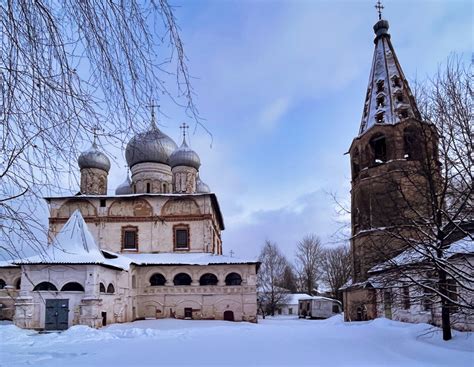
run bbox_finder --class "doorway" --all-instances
[184,308,192,319]
[384,291,392,319]
[223,310,234,321]
[45,299,69,330]
[102,312,107,326]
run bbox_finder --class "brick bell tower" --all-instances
[343,6,439,321]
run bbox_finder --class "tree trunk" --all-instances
[438,268,452,341]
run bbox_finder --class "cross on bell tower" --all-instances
[375,0,384,20]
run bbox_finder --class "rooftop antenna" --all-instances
[375,0,384,20]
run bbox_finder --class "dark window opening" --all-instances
[133,184,137,194]
[225,272,242,286]
[399,109,409,119]
[395,92,404,103]
[404,128,419,160]
[175,227,189,249]
[163,183,167,193]
[422,285,434,311]
[33,282,58,291]
[375,112,384,124]
[61,282,85,292]
[376,80,385,92]
[106,283,115,294]
[99,283,106,293]
[146,183,151,193]
[0,279,5,289]
[173,273,192,286]
[370,135,387,163]
[332,304,340,313]
[150,273,166,286]
[289,308,293,315]
[15,278,21,290]
[376,95,385,108]
[199,273,218,286]
[391,75,401,88]
[122,227,138,250]
[100,199,106,207]
[102,312,107,326]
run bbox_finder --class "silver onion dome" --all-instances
[169,138,201,170]
[115,174,132,195]
[125,125,178,168]
[78,142,111,172]
[196,175,210,193]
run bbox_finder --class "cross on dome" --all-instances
[180,122,189,139]
[147,100,160,128]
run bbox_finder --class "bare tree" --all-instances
[321,244,352,302]
[364,57,473,340]
[257,241,291,317]
[1,1,199,259]
[280,263,298,293]
[295,234,323,295]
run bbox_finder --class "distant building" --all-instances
[276,293,311,316]
[299,297,342,319]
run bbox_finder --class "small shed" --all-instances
[276,293,312,315]
[298,296,342,319]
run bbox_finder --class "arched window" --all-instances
[370,134,387,163]
[199,273,218,286]
[33,282,58,291]
[173,273,192,286]
[163,183,167,193]
[99,283,106,293]
[225,273,242,286]
[15,278,21,290]
[0,279,5,289]
[404,127,420,160]
[61,282,85,292]
[146,182,151,193]
[107,283,115,294]
[150,273,166,286]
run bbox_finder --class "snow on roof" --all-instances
[369,235,474,273]
[121,253,258,266]
[13,210,131,270]
[286,293,312,305]
[0,259,19,268]
[299,296,340,303]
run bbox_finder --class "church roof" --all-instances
[358,18,421,135]
[14,210,131,270]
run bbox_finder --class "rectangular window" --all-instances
[289,308,293,315]
[122,227,138,250]
[402,286,410,310]
[174,226,189,250]
[100,199,106,207]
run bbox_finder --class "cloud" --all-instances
[222,190,350,261]
[258,97,291,131]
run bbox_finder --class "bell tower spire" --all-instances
[359,2,420,135]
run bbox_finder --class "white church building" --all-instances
[0,114,259,330]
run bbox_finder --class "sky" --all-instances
[45,1,474,261]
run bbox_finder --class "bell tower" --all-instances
[344,3,439,321]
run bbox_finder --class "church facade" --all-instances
[342,15,473,331]
[0,116,258,330]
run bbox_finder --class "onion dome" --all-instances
[78,142,111,172]
[115,174,132,195]
[169,138,201,170]
[125,123,178,168]
[196,175,210,193]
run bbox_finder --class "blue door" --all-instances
[45,299,69,330]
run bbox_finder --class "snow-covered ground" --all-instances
[0,316,472,367]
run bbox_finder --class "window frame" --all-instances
[121,225,139,251]
[173,224,190,251]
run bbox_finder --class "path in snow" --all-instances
[0,316,472,367]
